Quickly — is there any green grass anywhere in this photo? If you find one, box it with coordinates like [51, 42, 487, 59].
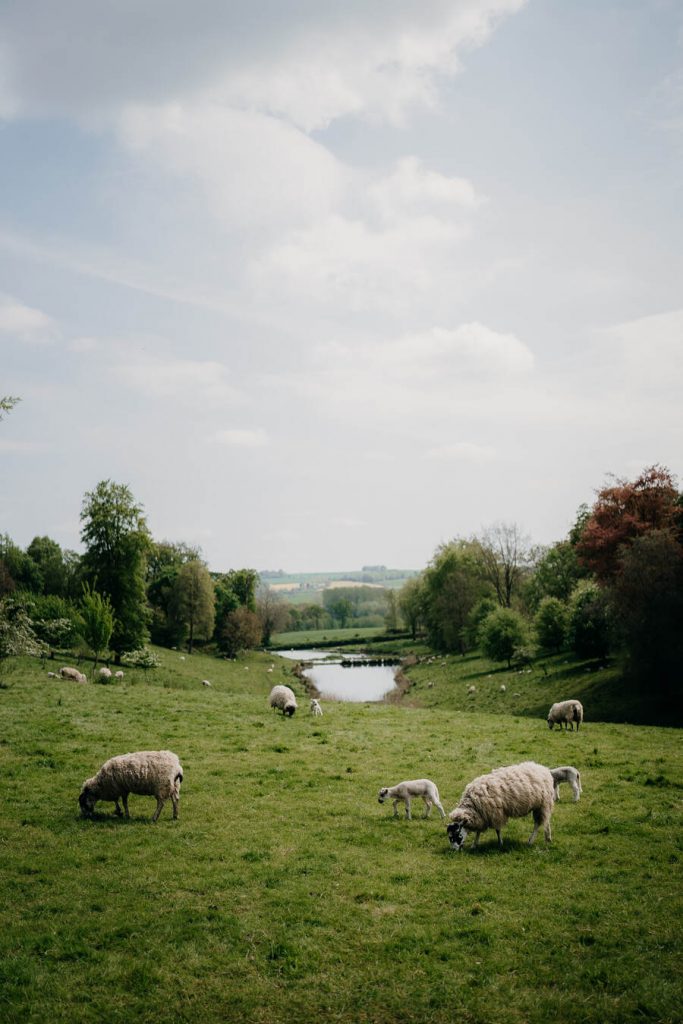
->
[272, 626, 388, 647]
[0, 648, 681, 1023]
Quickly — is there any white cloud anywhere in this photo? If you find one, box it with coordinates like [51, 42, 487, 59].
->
[0, 294, 55, 341]
[111, 350, 244, 405]
[369, 157, 483, 222]
[425, 441, 496, 462]
[208, 428, 269, 448]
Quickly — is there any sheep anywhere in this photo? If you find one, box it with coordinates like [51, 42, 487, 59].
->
[500, 684, 506, 692]
[202, 679, 212, 687]
[378, 779, 446, 820]
[114, 670, 124, 680]
[550, 765, 582, 802]
[47, 671, 59, 678]
[467, 685, 476, 694]
[79, 750, 183, 822]
[269, 684, 297, 717]
[96, 667, 112, 682]
[59, 666, 87, 684]
[310, 698, 323, 716]
[547, 699, 584, 731]
[446, 761, 555, 851]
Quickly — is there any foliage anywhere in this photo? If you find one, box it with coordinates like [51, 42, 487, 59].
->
[0, 394, 20, 420]
[80, 480, 151, 656]
[398, 575, 425, 640]
[611, 529, 683, 695]
[220, 606, 261, 657]
[80, 583, 115, 665]
[0, 597, 45, 661]
[284, 602, 328, 633]
[170, 560, 216, 653]
[421, 541, 488, 652]
[473, 522, 531, 608]
[255, 585, 288, 647]
[384, 589, 399, 631]
[147, 541, 202, 646]
[577, 464, 681, 581]
[524, 541, 584, 610]
[462, 596, 497, 649]
[533, 596, 568, 653]
[120, 647, 161, 670]
[478, 607, 529, 668]
[324, 594, 353, 628]
[0, 533, 43, 592]
[25, 536, 68, 596]
[567, 580, 611, 660]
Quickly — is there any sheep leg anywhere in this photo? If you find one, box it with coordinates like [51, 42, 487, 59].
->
[496, 830, 503, 849]
[405, 798, 411, 820]
[422, 797, 432, 818]
[121, 793, 130, 819]
[114, 799, 123, 817]
[171, 793, 179, 819]
[472, 832, 481, 849]
[392, 799, 400, 818]
[151, 797, 165, 823]
[435, 801, 446, 819]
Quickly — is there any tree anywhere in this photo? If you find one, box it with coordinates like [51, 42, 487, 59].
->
[213, 568, 259, 644]
[0, 533, 43, 592]
[256, 584, 288, 647]
[220, 606, 261, 657]
[26, 536, 67, 596]
[479, 607, 529, 669]
[525, 541, 583, 610]
[170, 560, 216, 653]
[463, 596, 497, 649]
[384, 590, 399, 632]
[327, 596, 352, 628]
[611, 530, 683, 698]
[0, 597, 45, 674]
[29, 594, 82, 651]
[398, 576, 425, 640]
[80, 480, 151, 658]
[421, 541, 488, 652]
[474, 522, 531, 608]
[80, 583, 115, 667]
[533, 597, 568, 653]
[0, 396, 20, 421]
[147, 541, 202, 645]
[567, 580, 611, 660]
[577, 465, 681, 581]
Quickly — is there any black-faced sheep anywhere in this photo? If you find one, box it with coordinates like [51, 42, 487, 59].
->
[547, 699, 584, 731]
[378, 779, 446, 820]
[269, 684, 297, 716]
[447, 761, 555, 850]
[79, 750, 183, 822]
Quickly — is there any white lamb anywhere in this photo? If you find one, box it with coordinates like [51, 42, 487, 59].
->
[310, 698, 323, 716]
[59, 666, 87, 684]
[447, 761, 555, 851]
[79, 750, 183, 822]
[269, 684, 297, 717]
[547, 699, 584, 731]
[550, 765, 582, 802]
[378, 779, 446, 820]
[114, 670, 124, 680]
[96, 667, 112, 682]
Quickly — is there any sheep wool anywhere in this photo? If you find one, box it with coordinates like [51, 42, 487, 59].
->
[547, 699, 584, 731]
[447, 761, 555, 851]
[269, 684, 297, 716]
[79, 750, 183, 822]
[59, 666, 87, 684]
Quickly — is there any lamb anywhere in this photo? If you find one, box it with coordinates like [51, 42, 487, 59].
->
[96, 667, 112, 682]
[202, 679, 212, 687]
[547, 699, 584, 731]
[79, 750, 183, 822]
[550, 765, 582, 802]
[446, 761, 555, 851]
[310, 698, 323, 716]
[114, 670, 124, 680]
[59, 666, 87, 684]
[269, 684, 297, 717]
[378, 779, 446, 820]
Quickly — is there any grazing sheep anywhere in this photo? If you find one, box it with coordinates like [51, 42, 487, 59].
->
[547, 699, 584, 731]
[47, 671, 59, 678]
[59, 666, 87, 684]
[202, 679, 212, 687]
[447, 761, 555, 851]
[467, 685, 476, 694]
[96, 667, 112, 682]
[310, 698, 323, 716]
[79, 750, 183, 822]
[378, 779, 446, 820]
[114, 670, 124, 680]
[269, 684, 297, 717]
[550, 765, 582, 802]
[500, 684, 506, 692]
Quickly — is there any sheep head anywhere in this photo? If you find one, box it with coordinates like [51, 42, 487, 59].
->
[446, 815, 468, 851]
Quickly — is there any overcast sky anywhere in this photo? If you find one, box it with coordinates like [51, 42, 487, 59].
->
[1, 0, 681, 573]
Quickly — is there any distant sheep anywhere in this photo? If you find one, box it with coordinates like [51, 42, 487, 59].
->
[96, 667, 112, 682]
[47, 671, 59, 678]
[447, 761, 555, 851]
[59, 666, 87, 684]
[467, 685, 476, 694]
[550, 765, 582, 802]
[310, 698, 323, 716]
[114, 670, 124, 680]
[79, 750, 183, 822]
[378, 779, 446, 820]
[269, 684, 297, 717]
[547, 700, 584, 731]
[202, 679, 212, 687]
[500, 684, 506, 692]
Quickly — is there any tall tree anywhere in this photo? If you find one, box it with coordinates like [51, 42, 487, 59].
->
[525, 541, 583, 610]
[80, 583, 115, 668]
[474, 522, 531, 608]
[398, 576, 425, 641]
[256, 584, 288, 647]
[422, 540, 488, 652]
[220, 606, 261, 658]
[171, 560, 216, 654]
[479, 607, 528, 669]
[80, 480, 151, 658]
[577, 465, 681, 581]
[26, 536, 66, 596]
[147, 541, 201, 646]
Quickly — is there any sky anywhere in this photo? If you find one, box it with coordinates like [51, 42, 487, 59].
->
[1, 0, 681, 574]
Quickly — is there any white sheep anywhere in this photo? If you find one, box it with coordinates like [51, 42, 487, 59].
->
[378, 779, 446, 820]
[96, 667, 112, 682]
[550, 765, 582, 802]
[202, 679, 212, 687]
[447, 761, 555, 851]
[269, 684, 297, 717]
[79, 750, 183, 822]
[59, 666, 87, 684]
[500, 684, 506, 692]
[547, 699, 584, 731]
[467, 685, 476, 694]
[114, 670, 124, 680]
[47, 671, 59, 678]
[310, 698, 323, 716]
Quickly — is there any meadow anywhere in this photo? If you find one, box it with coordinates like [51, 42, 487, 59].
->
[1, 647, 681, 1024]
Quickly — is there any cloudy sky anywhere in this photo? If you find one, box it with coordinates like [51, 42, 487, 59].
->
[1, 0, 681, 573]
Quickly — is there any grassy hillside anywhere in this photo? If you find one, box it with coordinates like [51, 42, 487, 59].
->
[1, 649, 681, 1023]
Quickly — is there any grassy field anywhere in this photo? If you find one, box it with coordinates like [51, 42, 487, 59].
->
[1, 647, 681, 1024]
[272, 626, 388, 648]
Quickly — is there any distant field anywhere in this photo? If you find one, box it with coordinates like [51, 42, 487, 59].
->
[272, 626, 386, 647]
[1, 647, 681, 1024]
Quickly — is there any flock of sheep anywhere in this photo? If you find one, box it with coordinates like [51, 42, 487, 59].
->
[73, 666, 585, 853]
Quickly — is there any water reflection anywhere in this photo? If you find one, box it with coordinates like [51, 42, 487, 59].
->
[274, 650, 398, 702]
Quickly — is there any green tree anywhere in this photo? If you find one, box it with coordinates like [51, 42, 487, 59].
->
[525, 541, 583, 610]
[384, 590, 399, 632]
[0, 597, 45, 677]
[171, 560, 216, 654]
[567, 580, 611, 660]
[147, 541, 202, 645]
[533, 597, 568, 653]
[326, 596, 352, 628]
[220, 606, 261, 657]
[80, 583, 115, 668]
[80, 480, 151, 659]
[479, 607, 529, 669]
[29, 594, 81, 651]
[422, 541, 488, 652]
[398, 576, 425, 641]
[26, 536, 67, 596]
[0, 533, 43, 592]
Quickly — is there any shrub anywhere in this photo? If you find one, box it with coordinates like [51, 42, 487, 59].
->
[479, 608, 529, 668]
[534, 597, 568, 653]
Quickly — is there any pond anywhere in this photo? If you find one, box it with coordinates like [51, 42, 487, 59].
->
[274, 650, 399, 702]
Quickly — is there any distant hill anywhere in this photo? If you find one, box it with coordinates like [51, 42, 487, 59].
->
[259, 568, 418, 601]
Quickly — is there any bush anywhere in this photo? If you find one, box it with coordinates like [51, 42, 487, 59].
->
[121, 647, 160, 670]
[567, 580, 611, 659]
[533, 597, 568, 653]
[479, 608, 529, 668]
